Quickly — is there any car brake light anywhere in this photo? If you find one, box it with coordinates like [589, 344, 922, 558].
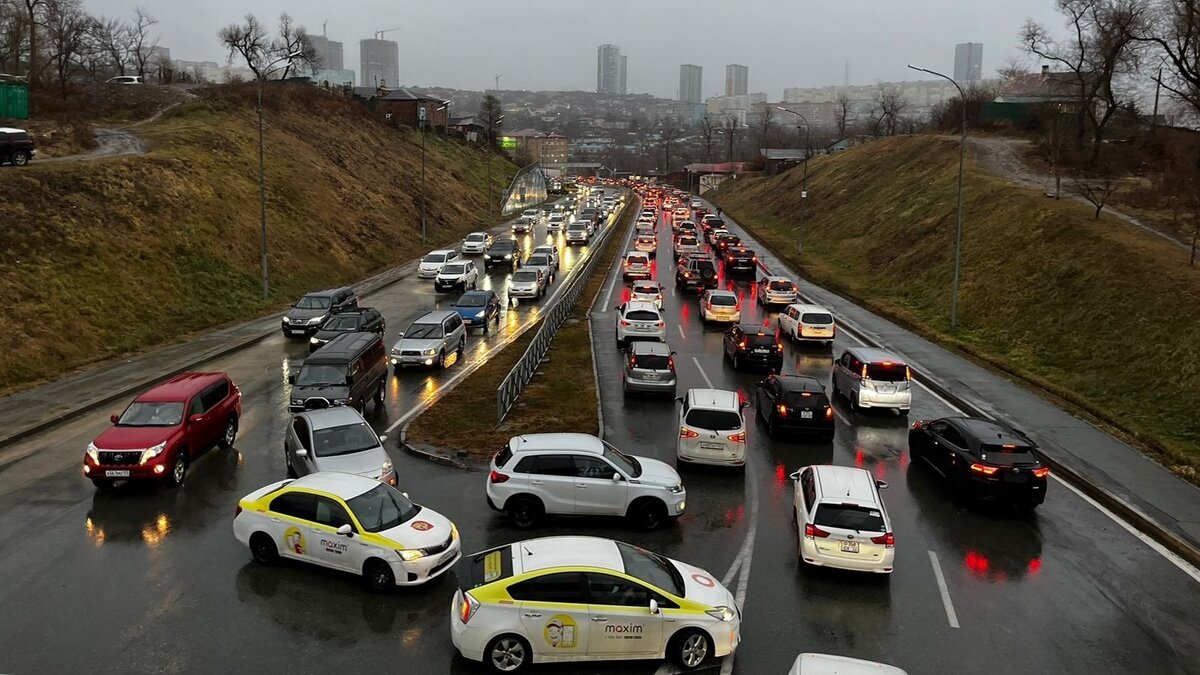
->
[777, 404, 788, 415]
[870, 532, 895, 548]
[1033, 467, 1050, 478]
[668, 356, 676, 370]
[970, 463, 999, 476]
[460, 592, 480, 624]
[489, 471, 510, 483]
[860, 364, 868, 378]
[910, 419, 926, 430]
[680, 428, 699, 439]
[825, 406, 833, 419]
[738, 340, 746, 349]
[804, 523, 830, 538]
[727, 431, 746, 443]
[619, 319, 631, 327]
[656, 321, 665, 328]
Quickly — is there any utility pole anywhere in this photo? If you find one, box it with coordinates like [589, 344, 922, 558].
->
[257, 50, 304, 302]
[777, 106, 812, 255]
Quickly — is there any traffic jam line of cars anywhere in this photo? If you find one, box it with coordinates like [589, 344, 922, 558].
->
[74, 181, 1061, 674]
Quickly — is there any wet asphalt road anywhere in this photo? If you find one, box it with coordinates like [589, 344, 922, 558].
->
[0, 196, 1198, 675]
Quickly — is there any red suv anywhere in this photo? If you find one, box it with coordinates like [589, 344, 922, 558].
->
[84, 372, 242, 488]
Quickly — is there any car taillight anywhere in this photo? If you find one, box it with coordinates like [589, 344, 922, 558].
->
[489, 471, 510, 483]
[804, 523, 830, 538]
[1033, 467, 1050, 478]
[680, 428, 700, 439]
[910, 419, 926, 430]
[870, 532, 895, 548]
[459, 592, 480, 624]
[656, 321, 665, 328]
[619, 319, 631, 327]
[727, 431, 746, 443]
[825, 406, 833, 419]
[738, 340, 746, 349]
[777, 404, 788, 415]
[668, 357, 675, 370]
[970, 463, 999, 476]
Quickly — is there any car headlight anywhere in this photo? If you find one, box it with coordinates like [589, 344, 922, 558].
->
[282, 317, 291, 324]
[332, 398, 348, 405]
[308, 316, 323, 324]
[290, 398, 303, 405]
[504, 254, 512, 260]
[706, 606, 736, 622]
[138, 441, 168, 465]
[309, 337, 320, 344]
[451, 523, 459, 541]
[474, 310, 486, 318]
[667, 484, 683, 494]
[382, 457, 393, 474]
[423, 348, 438, 356]
[396, 548, 425, 562]
[86, 442, 100, 463]
[390, 347, 401, 355]
[484, 254, 492, 259]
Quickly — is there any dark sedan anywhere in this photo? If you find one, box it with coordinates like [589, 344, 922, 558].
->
[754, 373, 835, 440]
[909, 416, 1050, 509]
[723, 247, 758, 276]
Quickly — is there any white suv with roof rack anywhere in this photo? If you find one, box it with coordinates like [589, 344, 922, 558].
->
[486, 433, 686, 531]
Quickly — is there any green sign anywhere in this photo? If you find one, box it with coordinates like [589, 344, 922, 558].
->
[498, 136, 519, 150]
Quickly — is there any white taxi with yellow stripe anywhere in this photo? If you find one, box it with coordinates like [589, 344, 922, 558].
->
[450, 536, 740, 672]
[233, 472, 461, 590]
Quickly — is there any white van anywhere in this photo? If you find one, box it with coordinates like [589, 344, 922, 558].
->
[675, 388, 747, 468]
[791, 464, 894, 574]
[831, 347, 912, 414]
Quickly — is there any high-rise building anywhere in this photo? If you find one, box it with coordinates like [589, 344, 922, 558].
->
[360, 38, 399, 88]
[597, 44, 623, 94]
[725, 64, 748, 96]
[954, 42, 983, 83]
[619, 55, 628, 95]
[679, 64, 703, 104]
[308, 35, 344, 71]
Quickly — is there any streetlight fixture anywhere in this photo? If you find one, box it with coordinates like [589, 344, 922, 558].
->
[421, 100, 450, 245]
[909, 63, 967, 332]
[257, 49, 305, 302]
[776, 106, 813, 255]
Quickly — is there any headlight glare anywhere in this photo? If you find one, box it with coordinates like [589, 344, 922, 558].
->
[139, 441, 168, 465]
[86, 442, 99, 463]
[706, 606, 736, 622]
[397, 548, 425, 562]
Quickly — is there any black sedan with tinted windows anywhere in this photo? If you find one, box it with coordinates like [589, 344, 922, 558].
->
[909, 416, 1050, 509]
[754, 374, 834, 440]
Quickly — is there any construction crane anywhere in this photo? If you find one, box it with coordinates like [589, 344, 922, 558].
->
[374, 27, 403, 40]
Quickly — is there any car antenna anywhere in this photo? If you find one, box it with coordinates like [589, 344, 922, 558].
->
[522, 545, 533, 556]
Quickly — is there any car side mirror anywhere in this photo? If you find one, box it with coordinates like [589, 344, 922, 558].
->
[674, 396, 683, 404]
[789, 469, 801, 480]
[188, 414, 204, 426]
[378, 434, 388, 444]
[287, 374, 296, 385]
[876, 480, 889, 490]
[649, 598, 660, 615]
[396, 331, 405, 338]
[402, 492, 409, 499]
[336, 524, 353, 537]
[110, 414, 119, 424]
[612, 473, 622, 482]
[295, 448, 308, 458]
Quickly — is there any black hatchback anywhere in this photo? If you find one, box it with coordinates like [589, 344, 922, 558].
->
[909, 416, 1050, 509]
[723, 247, 757, 276]
[754, 374, 835, 440]
[724, 324, 783, 371]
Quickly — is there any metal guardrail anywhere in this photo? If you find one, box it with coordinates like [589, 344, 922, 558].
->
[495, 190, 633, 424]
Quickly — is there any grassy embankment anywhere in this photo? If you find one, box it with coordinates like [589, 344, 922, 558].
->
[0, 84, 517, 393]
[407, 195, 637, 459]
[713, 135, 1200, 482]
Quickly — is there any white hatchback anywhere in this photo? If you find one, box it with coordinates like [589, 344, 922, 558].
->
[675, 388, 747, 468]
[615, 301, 666, 347]
[418, 249, 460, 278]
[700, 290, 741, 324]
[791, 465, 895, 574]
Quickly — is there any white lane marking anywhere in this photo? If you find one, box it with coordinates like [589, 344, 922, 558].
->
[833, 407, 852, 427]
[677, 325, 686, 340]
[715, 455, 761, 675]
[928, 550, 961, 628]
[1050, 475, 1200, 583]
[691, 357, 714, 388]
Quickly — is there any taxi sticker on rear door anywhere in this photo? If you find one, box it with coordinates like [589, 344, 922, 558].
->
[483, 551, 503, 582]
[544, 615, 577, 648]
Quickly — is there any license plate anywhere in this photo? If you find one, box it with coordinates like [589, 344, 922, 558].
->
[105, 470, 130, 478]
[700, 442, 724, 451]
[840, 541, 860, 553]
[437, 549, 456, 567]
[643, 373, 659, 380]
[879, 386, 896, 394]
[801, 411, 813, 419]
[754, 349, 768, 354]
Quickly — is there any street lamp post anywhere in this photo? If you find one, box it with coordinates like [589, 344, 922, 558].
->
[420, 101, 450, 245]
[257, 50, 304, 302]
[909, 64, 967, 332]
[776, 106, 812, 254]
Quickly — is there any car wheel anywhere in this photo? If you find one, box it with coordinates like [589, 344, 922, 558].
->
[631, 500, 667, 531]
[363, 558, 395, 592]
[670, 629, 711, 670]
[951, 473, 971, 504]
[438, 350, 448, 369]
[457, 339, 466, 358]
[375, 381, 386, 409]
[485, 634, 530, 673]
[11, 150, 29, 166]
[249, 532, 279, 564]
[506, 496, 542, 529]
[898, 409, 910, 418]
[91, 478, 114, 489]
[167, 451, 187, 487]
[218, 415, 238, 449]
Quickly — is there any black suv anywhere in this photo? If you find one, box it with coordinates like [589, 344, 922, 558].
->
[723, 247, 757, 276]
[484, 237, 521, 271]
[909, 416, 1049, 509]
[308, 307, 386, 352]
[724, 324, 783, 371]
[281, 287, 358, 337]
[0, 127, 35, 166]
[675, 255, 718, 291]
[754, 374, 835, 440]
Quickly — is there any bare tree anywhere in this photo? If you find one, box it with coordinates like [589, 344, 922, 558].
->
[754, 102, 775, 153]
[480, 94, 503, 145]
[834, 93, 851, 137]
[720, 114, 740, 162]
[44, 0, 89, 96]
[698, 112, 717, 162]
[1038, 104, 1069, 198]
[218, 14, 272, 79]
[92, 15, 131, 76]
[997, 56, 1032, 85]
[274, 12, 318, 79]
[872, 85, 908, 136]
[0, 1, 29, 74]
[1070, 166, 1120, 218]
[128, 6, 156, 78]
[658, 116, 683, 172]
[21, 0, 48, 84]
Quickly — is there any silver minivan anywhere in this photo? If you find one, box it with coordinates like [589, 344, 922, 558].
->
[831, 347, 912, 414]
[623, 341, 677, 395]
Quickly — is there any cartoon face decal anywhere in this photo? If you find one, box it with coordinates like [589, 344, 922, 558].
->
[544, 615, 577, 648]
[284, 527, 305, 555]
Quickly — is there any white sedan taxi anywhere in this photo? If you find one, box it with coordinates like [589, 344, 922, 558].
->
[451, 536, 740, 672]
[233, 472, 461, 591]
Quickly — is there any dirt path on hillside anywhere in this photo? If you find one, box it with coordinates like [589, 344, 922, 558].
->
[41, 95, 190, 163]
[970, 136, 1190, 251]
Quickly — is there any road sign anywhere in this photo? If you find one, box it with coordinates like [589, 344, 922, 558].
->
[419, 106, 426, 121]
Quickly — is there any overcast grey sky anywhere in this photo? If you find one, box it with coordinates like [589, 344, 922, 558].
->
[87, 0, 1061, 97]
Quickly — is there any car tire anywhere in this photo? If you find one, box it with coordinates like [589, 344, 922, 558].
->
[217, 415, 238, 449]
[457, 339, 466, 359]
[11, 150, 29, 167]
[630, 500, 667, 531]
[898, 409, 910, 418]
[485, 634, 530, 673]
[438, 350, 447, 370]
[166, 451, 187, 487]
[375, 381, 386, 409]
[249, 532, 279, 565]
[670, 629, 712, 670]
[506, 496, 542, 529]
[363, 558, 395, 592]
[951, 473, 970, 504]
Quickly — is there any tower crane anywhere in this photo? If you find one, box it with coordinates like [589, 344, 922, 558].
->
[374, 27, 403, 40]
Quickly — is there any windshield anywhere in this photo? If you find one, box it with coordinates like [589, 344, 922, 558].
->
[633, 284, 658, 294]
[980, 445, 1038, 466]
[422, 253, 447, 263]
[744, 333, 776, 346]
[295, 295, 331, 310]
[601, 441, 641, 477]
[709, 294, 737, 306]
[783, 391, 827, 407]
[769, 281, 795, 291]
[814, 504, 885, 533]
[627, 255, 648, 265]
[465, 234, 485, 242]
[527, 256, 550, 266]
[513, 271, 538, 283]
[617, 542, 684, 597]
[118, 401, 184, 426]
[405, 323, 443, 340]
[632, 354, 671, 370]
[678, 237, 697, 246]
[312, 422, 380, 457]
[347, 484, 421, 533]
[802, 312, 834, 324]
[322, 315, 361, 331]
[866, 363, 909, 381]
[455, 294, 487, 308]
[626, 310, 659, 321]
[441, 264, 467, 275]
[294, 364, 348, 387]
[685, 409, 742, 431]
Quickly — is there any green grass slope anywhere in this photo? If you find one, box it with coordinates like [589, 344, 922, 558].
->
[0, 84, 516, 392]
[714, 135, 1200, 480]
